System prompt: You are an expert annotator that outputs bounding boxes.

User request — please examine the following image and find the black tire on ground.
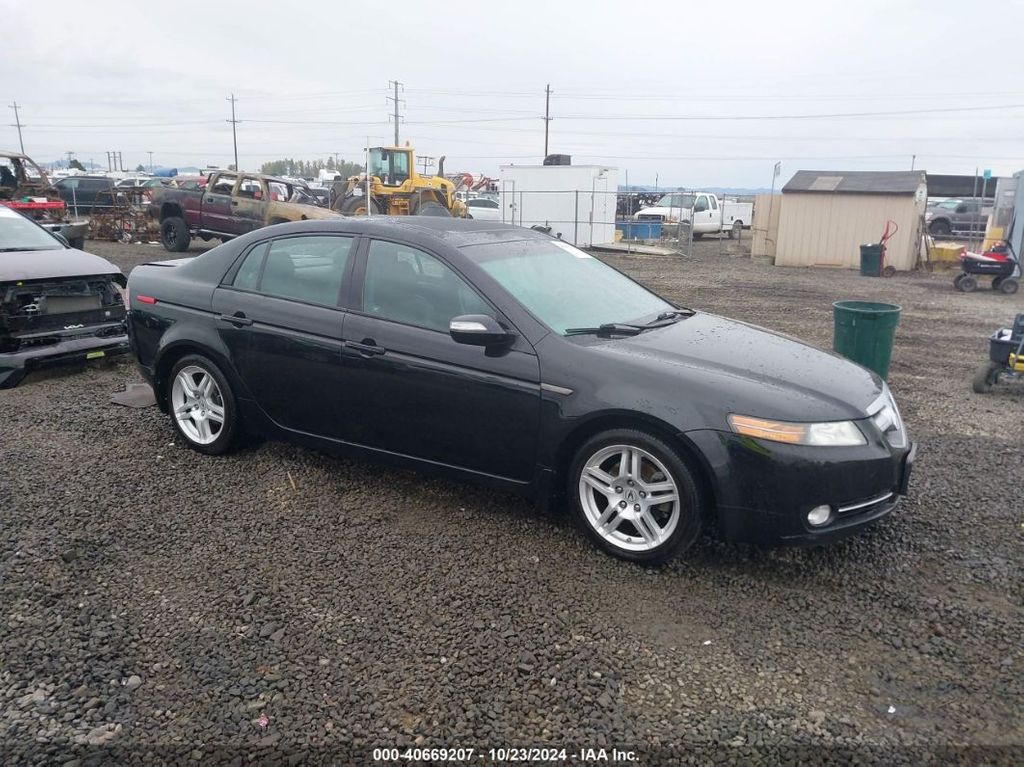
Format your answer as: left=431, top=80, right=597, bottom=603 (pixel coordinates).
left=167, top=354, right=240, bottom=455
left=728, top=221, right=742, bottom=240
left=338, top=196, right=381, bottom=216
left=568, top=428, right=703, bottom=564
left=959, top=275, right=978, bottom=293
left=972, top=361, right=1001, bottom=394
left=68, top=236, right=85, bottom=250
left=953, top=273, right=966, bottom=290
left=992, top=276, right=1005, bottom=291
left=999, top=278, right=1019, bottom=295
left=929, top=219, right=952, bottom=237
left=161, top=216, right=190, bottom=252
left=882, top=265, right=897, bottom=278
left=416, top=201, right=451, bottom=217
left=692, top=232, right=703, bottom=241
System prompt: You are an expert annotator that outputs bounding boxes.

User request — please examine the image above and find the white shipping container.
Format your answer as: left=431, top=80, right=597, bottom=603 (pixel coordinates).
left=498, top=165, right=618, bottom=247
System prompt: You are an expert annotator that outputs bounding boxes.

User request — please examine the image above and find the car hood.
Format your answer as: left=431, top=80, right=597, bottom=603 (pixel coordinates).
left=0, top=247, right=123, bottom=284
left=589, top=312, right=882, bottom=423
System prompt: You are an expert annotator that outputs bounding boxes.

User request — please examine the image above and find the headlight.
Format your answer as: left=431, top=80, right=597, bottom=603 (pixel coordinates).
left=728, top=414, right=867, bottom=447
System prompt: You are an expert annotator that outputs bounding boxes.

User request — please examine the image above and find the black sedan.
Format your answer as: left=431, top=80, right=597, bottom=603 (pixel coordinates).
left=0, top=206, right=127, bottom=388
left=126, top=218, right=914, bottom=563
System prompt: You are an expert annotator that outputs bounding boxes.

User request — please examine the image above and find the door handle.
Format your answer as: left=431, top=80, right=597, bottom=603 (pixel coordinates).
left=346, top=340, right=385, bottom=357
left=218, top=312, right=253, bottom=327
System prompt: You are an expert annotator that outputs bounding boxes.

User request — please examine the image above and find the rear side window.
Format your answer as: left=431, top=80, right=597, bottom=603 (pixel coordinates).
left=231, top=236, right=353, bottom=306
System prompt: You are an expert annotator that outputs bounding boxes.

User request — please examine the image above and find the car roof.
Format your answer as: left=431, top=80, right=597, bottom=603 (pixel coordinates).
left=259, top=216, right=549, bottom=248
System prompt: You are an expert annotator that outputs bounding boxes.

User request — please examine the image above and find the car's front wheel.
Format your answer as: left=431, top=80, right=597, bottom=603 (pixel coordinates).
left=569, top=429, right=703, bottom=563
left=167, top=355, right=239, bottom=454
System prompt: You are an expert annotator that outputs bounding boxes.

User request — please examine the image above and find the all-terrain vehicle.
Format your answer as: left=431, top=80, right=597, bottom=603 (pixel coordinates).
left=973, top=313, right=1024, bottom=393
left=954, top=242, right=1020, bottom=294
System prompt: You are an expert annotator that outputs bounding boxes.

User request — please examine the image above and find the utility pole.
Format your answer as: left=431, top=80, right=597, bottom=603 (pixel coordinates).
left=148, top=151, right=154, bottom=172
left=418, top=155, right=436, bottom=175
left=226, top=93, right=240, bottom=171
left=387, top=80, right=404, bottom=146
left=543, top=84, right=553, bottom=157
left=9, top=101, right=25, bottom=154
left=910, top=154, right=916, bottom=170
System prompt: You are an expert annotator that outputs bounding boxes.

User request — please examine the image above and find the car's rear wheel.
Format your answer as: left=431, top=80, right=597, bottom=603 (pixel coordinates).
left=999, top=277, right=1019, bottom=295
left=168, top=355, right=239, bottom=454
left=929, top=219, right=951, bottom=237
left=161, top=216, right=189, bottom=252
left=569, top=429, right=702, bottom=564
left=728, top=221, right=742, bottom=239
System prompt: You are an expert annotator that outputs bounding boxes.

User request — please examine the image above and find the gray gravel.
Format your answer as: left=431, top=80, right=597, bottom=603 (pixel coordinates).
left=0, top=237, right=1021, bottom=763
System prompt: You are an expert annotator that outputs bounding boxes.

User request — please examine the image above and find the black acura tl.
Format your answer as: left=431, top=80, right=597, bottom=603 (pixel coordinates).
left=127, top=218, right=914, bottom=563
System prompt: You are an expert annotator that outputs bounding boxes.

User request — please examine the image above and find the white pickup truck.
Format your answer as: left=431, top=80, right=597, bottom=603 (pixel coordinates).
left=633, top=192, right=753, bottom=239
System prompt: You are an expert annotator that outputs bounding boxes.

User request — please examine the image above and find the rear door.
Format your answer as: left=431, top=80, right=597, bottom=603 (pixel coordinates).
left=202, top=173, right=240, bottom=235
left=234, top=175, right=269, bottom=234
left=212, top=233, right=357, bottom=437
left=340, top=238, right=541, bottom=481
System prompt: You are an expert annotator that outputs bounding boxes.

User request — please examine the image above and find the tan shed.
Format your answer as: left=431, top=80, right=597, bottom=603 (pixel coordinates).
left=775, top=170, right=927, bottom=271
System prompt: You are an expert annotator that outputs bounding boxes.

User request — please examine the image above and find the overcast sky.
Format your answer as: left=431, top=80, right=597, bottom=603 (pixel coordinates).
left=5, top=0, right=1023, bottom=188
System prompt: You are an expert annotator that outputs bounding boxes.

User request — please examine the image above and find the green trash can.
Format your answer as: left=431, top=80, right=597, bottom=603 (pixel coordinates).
left=832, top=301, right=901, bottom=380
left=859, top=244, right=882, bottom=277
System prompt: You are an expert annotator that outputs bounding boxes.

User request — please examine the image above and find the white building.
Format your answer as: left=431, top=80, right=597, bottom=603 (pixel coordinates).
left=498, top=164, right=618, bottom=247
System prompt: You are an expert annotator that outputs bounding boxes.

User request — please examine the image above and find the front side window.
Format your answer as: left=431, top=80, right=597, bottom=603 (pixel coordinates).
left=231, top=235, right=353, bottom=306
left=362, top=240, right=491, bottom=332
left=464, top=238, right=672, bottom=334
left=655, top=193, right=695, bottom=209
left=210, top=174, right=237, bottom=195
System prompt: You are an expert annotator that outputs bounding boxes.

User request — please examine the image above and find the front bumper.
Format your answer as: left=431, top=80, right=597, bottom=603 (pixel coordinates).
left=685, top=429, right=916, bottom=546
left=0, top=326, right=128, bottom=388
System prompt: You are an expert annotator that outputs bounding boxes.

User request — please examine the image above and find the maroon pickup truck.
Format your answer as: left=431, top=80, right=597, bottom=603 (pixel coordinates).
left=149, top=171, right=339, bottom=252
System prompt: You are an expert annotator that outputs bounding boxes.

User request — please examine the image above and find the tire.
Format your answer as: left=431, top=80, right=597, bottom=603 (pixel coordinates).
left=953, top=273, right=966, bottom=290
left=972, top=361, right=1001, bottom=394
left=161, top=216, right=189, bottom=252
left=992, top=276, right=1004, bottom=291
left=959, top=275, right=978, bottom=293
left=569, top=429, right=703, bottom=564
left=929, top=219, right=952, bottom=237
left=338, top=195, right=381, bottom=216
left=999, top=278, right=1019, bottom=295
left=691, top=232, right=703, bottom=241
left=68, top=236, right=85, bottom=250
left=416, top=201, right=451, bottom=217
left=882, top=265, right=896, bottom=278
left=167, top=355, right=240, bottom=455
left=728, top=221, right=742, bottom=240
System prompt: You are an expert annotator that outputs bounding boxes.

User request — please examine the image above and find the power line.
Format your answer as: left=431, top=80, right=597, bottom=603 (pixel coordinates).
left=9, top=101, right=25, bottom=153
left=226, top=93, right=240, bottom=170
left=554, top=103, right=1024, bottom=121
left=543, top=84, right=552, bottom=157
left=387, top=80, right=404, bottom=146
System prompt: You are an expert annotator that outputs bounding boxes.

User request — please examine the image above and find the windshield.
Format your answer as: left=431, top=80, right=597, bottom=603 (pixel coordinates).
left=0, top=207, right=63, bottom=251
left=655, top=193, right=695, bottom=209
left=464, top=238, right=672, bottom=334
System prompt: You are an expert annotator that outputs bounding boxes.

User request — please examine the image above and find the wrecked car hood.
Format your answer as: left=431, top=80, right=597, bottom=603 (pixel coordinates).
left=0, top=247, right=124, bottom=284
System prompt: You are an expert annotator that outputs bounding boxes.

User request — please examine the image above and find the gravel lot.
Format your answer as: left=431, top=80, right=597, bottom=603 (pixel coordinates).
left=1, top=235, right=1021, bottom=763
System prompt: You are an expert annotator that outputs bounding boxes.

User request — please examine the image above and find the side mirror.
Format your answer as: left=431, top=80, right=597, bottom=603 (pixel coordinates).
left=449, top=314, right=515, bottom=347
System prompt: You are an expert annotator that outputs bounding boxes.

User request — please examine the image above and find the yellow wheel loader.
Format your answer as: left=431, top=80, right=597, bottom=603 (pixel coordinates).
left=332, top=146, right=467, bottom=218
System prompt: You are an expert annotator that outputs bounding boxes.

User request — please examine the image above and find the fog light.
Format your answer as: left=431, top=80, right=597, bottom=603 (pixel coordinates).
left=807, top=505, right=833, bottom=527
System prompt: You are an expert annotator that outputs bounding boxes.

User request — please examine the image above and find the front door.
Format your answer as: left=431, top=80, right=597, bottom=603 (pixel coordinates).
left=341, top=238, right=541, bottom=481
left=212, top=233, right=356, bottom=437
left=203, top=173, right=241, bottom=235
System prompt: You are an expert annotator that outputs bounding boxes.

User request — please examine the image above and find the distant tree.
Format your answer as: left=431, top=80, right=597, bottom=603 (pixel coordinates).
left=69, top=159, right=86, bottom=172
left=135, top=163, right=146, bottom=172
left=260, top=157, right=363, bottom=180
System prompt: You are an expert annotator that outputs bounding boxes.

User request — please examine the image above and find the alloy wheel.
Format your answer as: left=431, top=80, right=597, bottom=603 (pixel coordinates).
left=578, top=444, right=680, bottom=552
left=171, top=365, right=226, bottom=445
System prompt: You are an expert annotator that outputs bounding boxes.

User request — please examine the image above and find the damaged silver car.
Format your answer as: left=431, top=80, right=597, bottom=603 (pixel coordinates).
left=0, top=206, right=128, bottom=388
